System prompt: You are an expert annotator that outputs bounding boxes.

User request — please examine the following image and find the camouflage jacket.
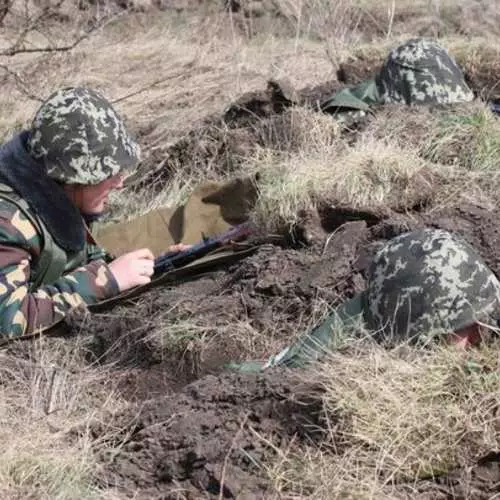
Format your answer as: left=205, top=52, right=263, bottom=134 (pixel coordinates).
left=0, top=131, right=119, bottom=339
left=0, top=195, right=119, bottom=338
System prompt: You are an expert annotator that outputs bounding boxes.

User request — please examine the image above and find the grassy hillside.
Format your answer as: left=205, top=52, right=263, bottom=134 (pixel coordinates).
left=1, top=1, right=500, bottom=498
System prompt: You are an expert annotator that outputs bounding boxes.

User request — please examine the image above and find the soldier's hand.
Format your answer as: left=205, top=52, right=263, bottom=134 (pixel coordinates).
left=108, top=248, right=155, bottom=291
left=164, top=243, right=191, bottom=254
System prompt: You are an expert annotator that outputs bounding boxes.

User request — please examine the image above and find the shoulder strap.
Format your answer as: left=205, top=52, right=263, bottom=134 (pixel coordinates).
left=0, top=183, right=67, bottom=291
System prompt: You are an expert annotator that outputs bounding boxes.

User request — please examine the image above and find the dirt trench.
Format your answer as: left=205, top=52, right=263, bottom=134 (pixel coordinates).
left=69, top=75, right=500, bottom=497
left=76, top=201, right=500, bottom=499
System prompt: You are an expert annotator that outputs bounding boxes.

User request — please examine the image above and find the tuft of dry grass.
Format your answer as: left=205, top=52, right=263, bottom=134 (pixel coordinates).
left=364, top=102, right=500, bottom=206
left=0, top=337, right=126, bottom=499
left=422, top=106, right=500, bottom=172
left=267, top=338, right=500, bottom=498
left=248, top=109, right=432, bottom=230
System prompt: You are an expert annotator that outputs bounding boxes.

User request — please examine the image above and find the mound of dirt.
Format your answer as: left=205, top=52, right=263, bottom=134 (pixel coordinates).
left=95, top=370, right=324, bottom=499
left=134, top=78, right=342, bottom=190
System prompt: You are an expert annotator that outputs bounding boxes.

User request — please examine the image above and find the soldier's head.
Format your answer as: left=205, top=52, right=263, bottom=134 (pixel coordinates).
left=27, top=87, right=140, bottom=214
left=376, top=38, right=474, bottom=106
left=360, top=228, right=500, bottom=346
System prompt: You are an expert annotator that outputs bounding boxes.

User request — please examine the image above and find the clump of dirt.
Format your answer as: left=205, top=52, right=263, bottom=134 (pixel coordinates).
left=95, top=370, right=324, bottom=499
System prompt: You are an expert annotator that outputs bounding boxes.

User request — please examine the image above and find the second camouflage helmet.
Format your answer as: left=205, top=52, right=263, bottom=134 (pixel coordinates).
left=262, top=228, right=500, bottom=369
left=376, top=38, right=474, bottom=105
left=28, top=87, right=141, bottom=185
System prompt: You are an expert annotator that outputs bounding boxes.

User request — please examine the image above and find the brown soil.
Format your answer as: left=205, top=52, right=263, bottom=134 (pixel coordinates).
left=94, top=370, right=325, bottom=499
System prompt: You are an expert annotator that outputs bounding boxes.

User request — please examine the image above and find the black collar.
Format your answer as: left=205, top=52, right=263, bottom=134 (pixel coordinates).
left=0, top=131, right=85, bottom=253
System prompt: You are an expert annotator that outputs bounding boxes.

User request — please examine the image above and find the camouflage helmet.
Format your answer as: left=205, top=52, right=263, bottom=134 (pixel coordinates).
left=364, top=228, right=500, bottom=342
left=28, top=87, right=141, bottom=185
left=376, top=38, right=474, bottom=106
left=255, top=228, right=500, bottom=369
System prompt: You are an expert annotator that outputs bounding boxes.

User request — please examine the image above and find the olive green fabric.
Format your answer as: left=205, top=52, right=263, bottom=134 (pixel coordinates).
left=94, top=175, right=259, bottom=258
left=321, top=79, right=380, bottom=112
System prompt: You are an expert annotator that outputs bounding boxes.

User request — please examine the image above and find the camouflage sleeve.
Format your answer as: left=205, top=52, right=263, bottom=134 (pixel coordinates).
left=87, top=241, right=114, bottom=263
left=0, top=201, right=119, bottom=338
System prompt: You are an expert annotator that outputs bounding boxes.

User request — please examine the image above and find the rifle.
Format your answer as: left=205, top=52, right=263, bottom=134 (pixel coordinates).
left=153, top=221, right=256, bottom=276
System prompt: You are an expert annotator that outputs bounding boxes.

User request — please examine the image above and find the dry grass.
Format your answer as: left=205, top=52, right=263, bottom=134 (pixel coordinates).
left=250, top=138, right=430, bottom=230
left=266, top=338, right=500, bottom=498
left=0, top=337, right=126, bottom=499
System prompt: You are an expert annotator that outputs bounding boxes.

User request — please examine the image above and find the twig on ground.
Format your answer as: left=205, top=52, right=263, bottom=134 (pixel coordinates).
left=0, top=8, right=123, bottom=57
left=111, top=63, right=197, bottom=104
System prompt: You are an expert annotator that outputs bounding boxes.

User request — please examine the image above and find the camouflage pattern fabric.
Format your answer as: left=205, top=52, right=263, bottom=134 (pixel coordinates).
left=234, top=228, right=500, bottom=370
left=28, top=87, right=140, bottom=185
left=321, top=38, right=473, bottom=125
left=0, top=197, right=118, bottom=338
left=376, top=38, right=474, bottom=105
left=364, top=228, right=500, bottom=342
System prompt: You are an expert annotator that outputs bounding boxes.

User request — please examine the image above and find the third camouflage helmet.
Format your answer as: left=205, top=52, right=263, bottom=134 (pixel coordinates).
left=364, top=228, right=500, bottom=342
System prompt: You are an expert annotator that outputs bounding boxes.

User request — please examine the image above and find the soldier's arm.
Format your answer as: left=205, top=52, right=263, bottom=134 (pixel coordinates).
left=87, top=241, right=114, bottom=263
left=0, top=205, right=118, bottom=338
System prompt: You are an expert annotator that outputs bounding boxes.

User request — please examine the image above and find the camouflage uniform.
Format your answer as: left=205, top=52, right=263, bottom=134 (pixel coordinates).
left=253, top=229, right=500, bottom=369
left=321, top=38, right=474, bottom=125
left=0, top=87, right=140, bottom=338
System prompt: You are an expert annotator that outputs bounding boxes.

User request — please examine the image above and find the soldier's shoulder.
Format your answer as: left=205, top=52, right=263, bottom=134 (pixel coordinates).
left=0, top=194, right=40, bottom=245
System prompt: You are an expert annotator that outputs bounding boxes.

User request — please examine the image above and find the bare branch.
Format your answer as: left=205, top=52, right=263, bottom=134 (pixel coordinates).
left=0, top=0, right=121, bottom=57
left=111, top=63, right=197, bottom=104
left=4, top=0, right=68, bottom=56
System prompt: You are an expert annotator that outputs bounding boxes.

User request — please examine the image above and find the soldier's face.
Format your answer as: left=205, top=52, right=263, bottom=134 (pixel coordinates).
left=447, top=324, right=483, bottom=348
left=64, top=173, right=124, bottom=214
